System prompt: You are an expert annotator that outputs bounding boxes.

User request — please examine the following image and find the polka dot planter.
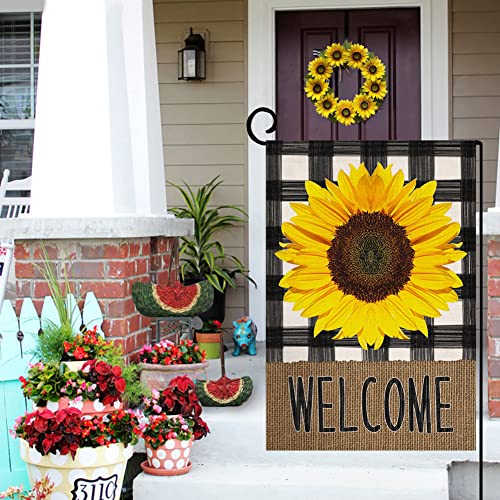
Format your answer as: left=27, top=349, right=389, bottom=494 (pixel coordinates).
left=35, top=398, right=122, bottom=418
left=143, top=438, right=193, bottom=476
left=20, top=439, right=134, bottom=500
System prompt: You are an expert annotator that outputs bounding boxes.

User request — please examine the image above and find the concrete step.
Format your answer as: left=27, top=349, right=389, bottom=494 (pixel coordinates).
left=133, top=342, right=500, bottom=500
left=134, top=463, right=448, bottom=500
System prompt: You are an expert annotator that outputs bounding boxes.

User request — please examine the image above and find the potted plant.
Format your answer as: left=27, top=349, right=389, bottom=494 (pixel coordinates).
left=12, top=407, right=140, bottom=500
left=30, top=248, right=148, bottom=409
left=195, top=319, right=223, bottom=359
left=140, top=376, right=209, bottom=476
left=138, top=339, right=208, bottom=392
left=20, top=359, right=126, bottom=417
left=140, top=414, right=194, bottom=476
left=168, top=176, right=256, bottom=323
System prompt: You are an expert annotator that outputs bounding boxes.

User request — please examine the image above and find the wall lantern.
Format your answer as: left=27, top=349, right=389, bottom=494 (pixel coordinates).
left=178, top=28, right=206, bottom=81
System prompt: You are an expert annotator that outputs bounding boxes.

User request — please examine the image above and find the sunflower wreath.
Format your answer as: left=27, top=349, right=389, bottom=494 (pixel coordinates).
left=304, top=41, right=387, bottom=126
left=276, top=164, right=466, bottom=350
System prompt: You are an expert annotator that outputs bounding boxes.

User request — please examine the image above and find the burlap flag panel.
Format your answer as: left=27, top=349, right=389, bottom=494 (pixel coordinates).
left=266, top=360, right=475, bottom=451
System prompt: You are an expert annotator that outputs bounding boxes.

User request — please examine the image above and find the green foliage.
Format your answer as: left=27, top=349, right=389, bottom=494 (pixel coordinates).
left=31, top=323, right=75, bottom=364
left=122, top=364, right=150, bottom=408
left=168, top=176, right=257, bottom=293
left=20, top=362, right=65, bottom=405
left=34, top=244, right=79, bottom=332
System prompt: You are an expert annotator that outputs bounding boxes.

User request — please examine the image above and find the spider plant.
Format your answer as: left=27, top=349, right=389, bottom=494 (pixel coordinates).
left=168, top=176, right=256, bottom=293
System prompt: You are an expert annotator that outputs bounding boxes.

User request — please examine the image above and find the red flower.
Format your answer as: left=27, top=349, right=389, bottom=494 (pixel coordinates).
left=73, top=346, right=87, bottom=360
left=213, top=320, right=222, bottom=328
left=115, top=377, right=126, bottom=393
left=94, top=361, right=111, bottom=376
left=111, top=365, right=122, bottom=377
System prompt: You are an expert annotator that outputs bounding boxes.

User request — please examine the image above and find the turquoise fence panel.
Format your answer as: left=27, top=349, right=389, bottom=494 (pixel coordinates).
left=0, top=381, right=29, bottom=491
left=0, top=294, right=105, bottom=490
left=0, top=300, right=30, bottom=491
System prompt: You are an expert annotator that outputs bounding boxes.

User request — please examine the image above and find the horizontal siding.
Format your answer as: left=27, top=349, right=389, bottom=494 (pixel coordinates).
left=453, top=11, right=500, bottom=32
left=154, top=2, right=244, bottom=22
left=160, top=103, right=244, bottom=124
left=154, top=0, right=248, bottom=326
left=452, top=0, right=499, bottom=214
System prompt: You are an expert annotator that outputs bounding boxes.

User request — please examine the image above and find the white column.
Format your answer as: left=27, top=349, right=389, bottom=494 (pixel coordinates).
left=30, top=0, right=166, bottom=217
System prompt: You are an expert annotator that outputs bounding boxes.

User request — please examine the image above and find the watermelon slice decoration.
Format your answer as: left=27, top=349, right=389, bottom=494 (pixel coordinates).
left=196, top=376, right=253, bottom=407
left=132, top=280, right=214, bottom=317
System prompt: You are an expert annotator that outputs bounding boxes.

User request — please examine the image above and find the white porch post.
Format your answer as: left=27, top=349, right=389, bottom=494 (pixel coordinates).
left=31, top=0, right=166, bottom=217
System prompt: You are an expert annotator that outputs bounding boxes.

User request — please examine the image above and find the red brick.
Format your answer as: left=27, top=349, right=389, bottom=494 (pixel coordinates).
left=489, top=259, right=500, bottom=277
left=81, top=245, right=105, bottom=259
left=104, top=243, right=129, bottom=259
left=15, top=243, right=30, bottom=260
left=33, top=281, right=51, bottom=298
left=108, top=298, right=136, bottom=318
left=135, top=331, right=149, bottom=350
left=140, top=316, right=152, bottom=329
left=489, top=358, right=500, bottom=377
left=129, top=242, right=141, bottom=257
left=16, top=280, right=31, bottom=297
left=65, top=261, right=105, bottom=279
left=80, top=280, right=129, bottom=299
left=124, top=335, right=135, bottom=354
left=15, top=261, right=34, bottom=279
left=108, top=260, right=136, bottom=279
left=489, top=400, right=500, bottom=418
left=102, top=318, right=129, bottom=337
left=489, top=240, right=500, bottom=257
left=489, top=279, right=500, bottom=297
left=127, top=314, right=141, bottom=334
left=489, top=379, right=500, bottom=399
left=135, top=258, right=149, bottom=276
left=141, top=241, right=151, bottom=256
left=488, top=318, right=500, bottom=337
left=33, top=244, right=59, bottom=260
left=489, top=299, right=500, bottom=318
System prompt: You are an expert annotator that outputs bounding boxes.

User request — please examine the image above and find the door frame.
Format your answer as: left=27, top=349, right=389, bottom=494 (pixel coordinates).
left=248, top=0, right=450, bottom=337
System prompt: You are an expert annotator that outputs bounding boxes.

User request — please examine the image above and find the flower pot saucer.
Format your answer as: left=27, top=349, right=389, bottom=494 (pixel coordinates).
left=141, top=460, right=192, bottom=476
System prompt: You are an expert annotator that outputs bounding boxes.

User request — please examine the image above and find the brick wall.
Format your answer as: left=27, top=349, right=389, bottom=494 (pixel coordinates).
left=14, top=237, right=175, bottom=360
left=488, top=238, right=500, bottom=416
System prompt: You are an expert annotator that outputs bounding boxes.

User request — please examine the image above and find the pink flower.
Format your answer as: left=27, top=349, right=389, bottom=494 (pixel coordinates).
left=153, top=404, right=162, bottom=414
left=151, top=389, right=160, bottom=400
left=181, top=424, right=189, bottom=431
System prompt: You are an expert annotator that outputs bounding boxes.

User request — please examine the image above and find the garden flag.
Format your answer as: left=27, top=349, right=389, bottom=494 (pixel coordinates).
left=265, top=141, right=478, bottom=451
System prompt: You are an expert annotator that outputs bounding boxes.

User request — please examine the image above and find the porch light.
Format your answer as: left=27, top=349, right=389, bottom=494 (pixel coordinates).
left=178, top=28, right=206, bottom=81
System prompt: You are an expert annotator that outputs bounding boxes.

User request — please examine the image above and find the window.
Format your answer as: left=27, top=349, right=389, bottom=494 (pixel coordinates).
left=0, top=12, right=41, bottom=182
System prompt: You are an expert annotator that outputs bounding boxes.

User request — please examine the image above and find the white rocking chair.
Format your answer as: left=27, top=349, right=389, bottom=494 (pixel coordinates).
left=0, top=169, right=32, bottom=311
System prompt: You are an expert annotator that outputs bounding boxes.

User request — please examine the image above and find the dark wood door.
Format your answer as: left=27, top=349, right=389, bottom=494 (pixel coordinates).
left=276, top=8, right=421, bottom=140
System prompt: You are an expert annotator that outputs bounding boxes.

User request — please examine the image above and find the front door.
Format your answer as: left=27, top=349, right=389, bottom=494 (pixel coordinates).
left=276, top=8, right=421, bottom=140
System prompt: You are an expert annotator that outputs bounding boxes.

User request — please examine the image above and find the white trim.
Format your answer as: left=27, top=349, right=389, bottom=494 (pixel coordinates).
left=248, top=0, right=449, bottom=338
left=0, top=1, right=43, bottom=12
left=0, top=119, right=36, bottom=130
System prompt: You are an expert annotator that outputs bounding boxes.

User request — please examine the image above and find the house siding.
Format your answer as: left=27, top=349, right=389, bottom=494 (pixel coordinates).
left=452, top=0, right=500, bottom=207
left=154, top=0, right=248, bottom=326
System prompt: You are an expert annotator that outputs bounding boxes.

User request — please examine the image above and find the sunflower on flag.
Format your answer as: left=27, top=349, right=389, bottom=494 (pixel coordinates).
left=276, top=164, right=465, bottom=350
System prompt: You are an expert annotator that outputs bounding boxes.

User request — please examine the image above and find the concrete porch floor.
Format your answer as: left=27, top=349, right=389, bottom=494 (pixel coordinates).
left=134, top=342, right=500, bottom=500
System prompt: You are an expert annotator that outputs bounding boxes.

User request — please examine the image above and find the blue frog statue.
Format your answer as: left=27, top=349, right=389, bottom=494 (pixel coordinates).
left=232, top=316, right=257, bottom=356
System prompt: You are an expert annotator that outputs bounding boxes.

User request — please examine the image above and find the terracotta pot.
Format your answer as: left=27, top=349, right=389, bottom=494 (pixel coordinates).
left=20, top=439, right=133, bottom=500
left=195, top=331, right=222, bottom=359
left=143, top=438, right=193, bottom=476
left=35, top=397, right=122, bottom=418
left=138, top=362, right=209, bottom=392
